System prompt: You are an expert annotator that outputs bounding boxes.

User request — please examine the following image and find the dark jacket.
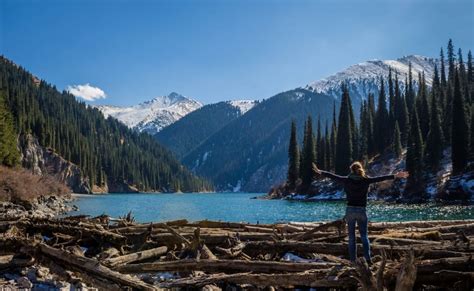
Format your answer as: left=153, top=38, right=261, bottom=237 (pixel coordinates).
left=320, top=171, right=395, bottom=207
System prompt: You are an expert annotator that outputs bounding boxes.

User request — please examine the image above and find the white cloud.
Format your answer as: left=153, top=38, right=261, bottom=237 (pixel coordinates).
left=67, top=83, right=107, bottom=101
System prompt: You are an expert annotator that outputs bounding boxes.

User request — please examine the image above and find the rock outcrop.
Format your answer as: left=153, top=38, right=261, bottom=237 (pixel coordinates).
left=19, top=134, right=92, bottom=193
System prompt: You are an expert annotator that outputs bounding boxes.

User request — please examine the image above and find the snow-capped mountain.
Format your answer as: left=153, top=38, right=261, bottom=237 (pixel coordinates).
left=97, top=92, right=202, bottom=134
left=305, top=55, right=438, bottom=103
left=227, top=100, right=257, bottom=114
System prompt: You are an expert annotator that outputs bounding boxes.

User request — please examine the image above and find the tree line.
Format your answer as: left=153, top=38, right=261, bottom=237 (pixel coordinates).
left=0, top=56, right=212, bottom=192
left=287, top=40, right=473, bottom=197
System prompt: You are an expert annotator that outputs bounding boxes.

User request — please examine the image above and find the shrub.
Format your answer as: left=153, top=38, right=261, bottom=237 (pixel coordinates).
left=0, top=166, right=70, bottom=203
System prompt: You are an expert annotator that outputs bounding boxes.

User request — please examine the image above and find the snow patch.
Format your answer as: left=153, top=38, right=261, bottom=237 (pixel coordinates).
left=233, top=180, right=242, bottom=192
left=227, top=100, right=257, bottom=114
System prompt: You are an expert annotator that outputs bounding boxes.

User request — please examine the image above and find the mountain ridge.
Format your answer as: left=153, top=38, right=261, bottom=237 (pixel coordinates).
left=96, top=92, right=202, bottom=134
left=165, top=54, right=441, bottom=192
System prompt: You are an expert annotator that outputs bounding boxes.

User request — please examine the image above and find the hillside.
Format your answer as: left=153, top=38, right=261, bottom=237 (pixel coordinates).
left=181, top=88, right=335, bottom=192
left=0, top=57, right=212, bottom=193
left=155, top=100, right=257, bottom=158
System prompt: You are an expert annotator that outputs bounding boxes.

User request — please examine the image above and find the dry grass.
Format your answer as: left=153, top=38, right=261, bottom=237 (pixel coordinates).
left=0, top=166, right=70, bottom=203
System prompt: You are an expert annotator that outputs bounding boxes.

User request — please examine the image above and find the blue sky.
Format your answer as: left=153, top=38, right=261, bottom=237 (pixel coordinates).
left=1, top=0, right=473, bottom=106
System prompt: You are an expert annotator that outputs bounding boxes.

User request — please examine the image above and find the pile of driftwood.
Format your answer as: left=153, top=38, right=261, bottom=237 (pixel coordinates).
left=0, top=213, right=473, bottom=290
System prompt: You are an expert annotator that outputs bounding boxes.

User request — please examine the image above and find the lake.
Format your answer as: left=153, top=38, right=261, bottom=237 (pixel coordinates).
left=69, top=192, right=474, bottom=224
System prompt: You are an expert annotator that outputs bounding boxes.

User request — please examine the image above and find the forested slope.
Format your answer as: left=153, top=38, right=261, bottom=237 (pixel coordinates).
left=0, top=56, right=212, bottom=193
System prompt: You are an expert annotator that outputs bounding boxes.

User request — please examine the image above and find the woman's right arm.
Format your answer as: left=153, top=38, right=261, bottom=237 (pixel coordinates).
left=312, top=163, right=347, bottom=183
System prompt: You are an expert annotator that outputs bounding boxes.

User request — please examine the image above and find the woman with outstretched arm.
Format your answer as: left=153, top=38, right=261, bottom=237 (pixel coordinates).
left=312, top=161, right=409, bottom=264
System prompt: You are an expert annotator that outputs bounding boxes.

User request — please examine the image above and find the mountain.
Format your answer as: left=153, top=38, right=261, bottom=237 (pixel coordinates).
left=96, top=92, right=202, bottom=134
left=171, top=55, right=439, bottom=192
left=155, top=100, right=257, bottom=158
left=0, top=57, right=211, bottom=193
left=305, top=55, right=438, bottom=110
left=181, top=89, right=335, bottom=192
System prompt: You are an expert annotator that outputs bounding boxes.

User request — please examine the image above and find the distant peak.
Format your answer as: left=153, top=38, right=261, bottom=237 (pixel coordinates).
left=167, top=92, right=185, bottom=100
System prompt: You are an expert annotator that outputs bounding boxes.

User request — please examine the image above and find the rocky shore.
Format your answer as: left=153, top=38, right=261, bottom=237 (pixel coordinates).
left=0, top=195, right=76, bottom=220
left=0, top=195, right=97, bottom=290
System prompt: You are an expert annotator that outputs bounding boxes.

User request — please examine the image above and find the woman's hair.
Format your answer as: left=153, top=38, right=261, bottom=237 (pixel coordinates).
left=350, top=161, right=367, bottom=178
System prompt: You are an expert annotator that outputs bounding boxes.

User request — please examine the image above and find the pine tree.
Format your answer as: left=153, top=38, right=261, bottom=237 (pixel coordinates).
left=324, top=122, right=331, bottom=170
left=451, top=70, right=469, bottom=174
left=471, top=106, right=474, bottom=159
left=316, top=117, right=324, bottom=167
left=440, top=48, right=447, bottom=88
left=405, top=107, right=424, bottom=196
left=367, top=93, right=376, bottom=155
left=335, top=84, right=353, bottom=175
left=349, top=95, right=358, bottom=160
left=375, top=76, right=389, bottom=152
left=330, top=102, right=337, bottom=171
left=359, top=101, right=369, bottom=159
left=406, top=62, right=415, bottom=111
left=300, top=119, right=308, bottom=176
left=301, top=116, right=316, bottom=188
left=287, top=120, right=299, bottom=188
left=444, top=82, right=453, bottom=145
left=467, top=50, right=473, bottom=103
left=447, top=39, right=455, bottom=82
left=388, top=67, right=396, bottom=130
left=419, top=73, right=431, bottom=141
left=425, top=90, right=444, bottom=170
left=393, top=121, right=402, bottom=158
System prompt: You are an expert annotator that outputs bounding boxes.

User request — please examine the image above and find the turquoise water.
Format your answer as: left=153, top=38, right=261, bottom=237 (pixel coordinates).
left=69, top=193, right=473, bottom=224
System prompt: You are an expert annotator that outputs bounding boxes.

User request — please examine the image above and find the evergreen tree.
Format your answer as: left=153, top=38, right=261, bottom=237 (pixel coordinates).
left=440, top=47, right=447, bottom=88
left=349, top=95, right=358, bottom=160
left=300, top=119, right=308, bottom=176
left=287, top=120, right=299, bottom=188
left=301, top=116, right=316, bottom=188
left=324, top=122, right=331, bottom=170
left=471, top=107, right=474, bottom=159
left=316, top=117, right=324, bottom=167
left=388, top=67, right=396, bottom=130
left=406, top=62, right=415, bottom=111
left=329, top=102, right=337, bottom=171
left=335, top=84, right=353, bottom=175
left=447, top=39, right=455, bottom=82
left=443, top=82, right=453, bottom=145
left=467, top=50, right=473, bottom=103
left=425, top=90, right=444, bottom=170
left=419, top=73, right=431, bottom=141
left=392, top=121, right=402, bottom=158
left=359, top=101, right=369, bottom=159
left=374, top=76, right=389, bottom=152
left=451, top=70, right=469, bottom=174
left=366, top=93, right=376, bottom=155
left=405, top=108, right=424, bottom=195
left=0, top=91, right=20, bottom=167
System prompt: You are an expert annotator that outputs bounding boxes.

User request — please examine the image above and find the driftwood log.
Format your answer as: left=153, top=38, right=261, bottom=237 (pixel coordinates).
left=0, top=214, right=472, bottom=290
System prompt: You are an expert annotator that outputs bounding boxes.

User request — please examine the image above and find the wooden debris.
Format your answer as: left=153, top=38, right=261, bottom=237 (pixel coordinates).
left=0, top=215, right=472, bottom=290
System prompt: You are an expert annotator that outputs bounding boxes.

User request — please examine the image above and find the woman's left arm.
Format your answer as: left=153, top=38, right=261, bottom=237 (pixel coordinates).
left=367, top=171, right=409, bottom=183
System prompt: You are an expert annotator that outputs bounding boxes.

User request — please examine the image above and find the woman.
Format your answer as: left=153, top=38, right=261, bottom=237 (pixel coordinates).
left=312, top=161, right=409, bottom=264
